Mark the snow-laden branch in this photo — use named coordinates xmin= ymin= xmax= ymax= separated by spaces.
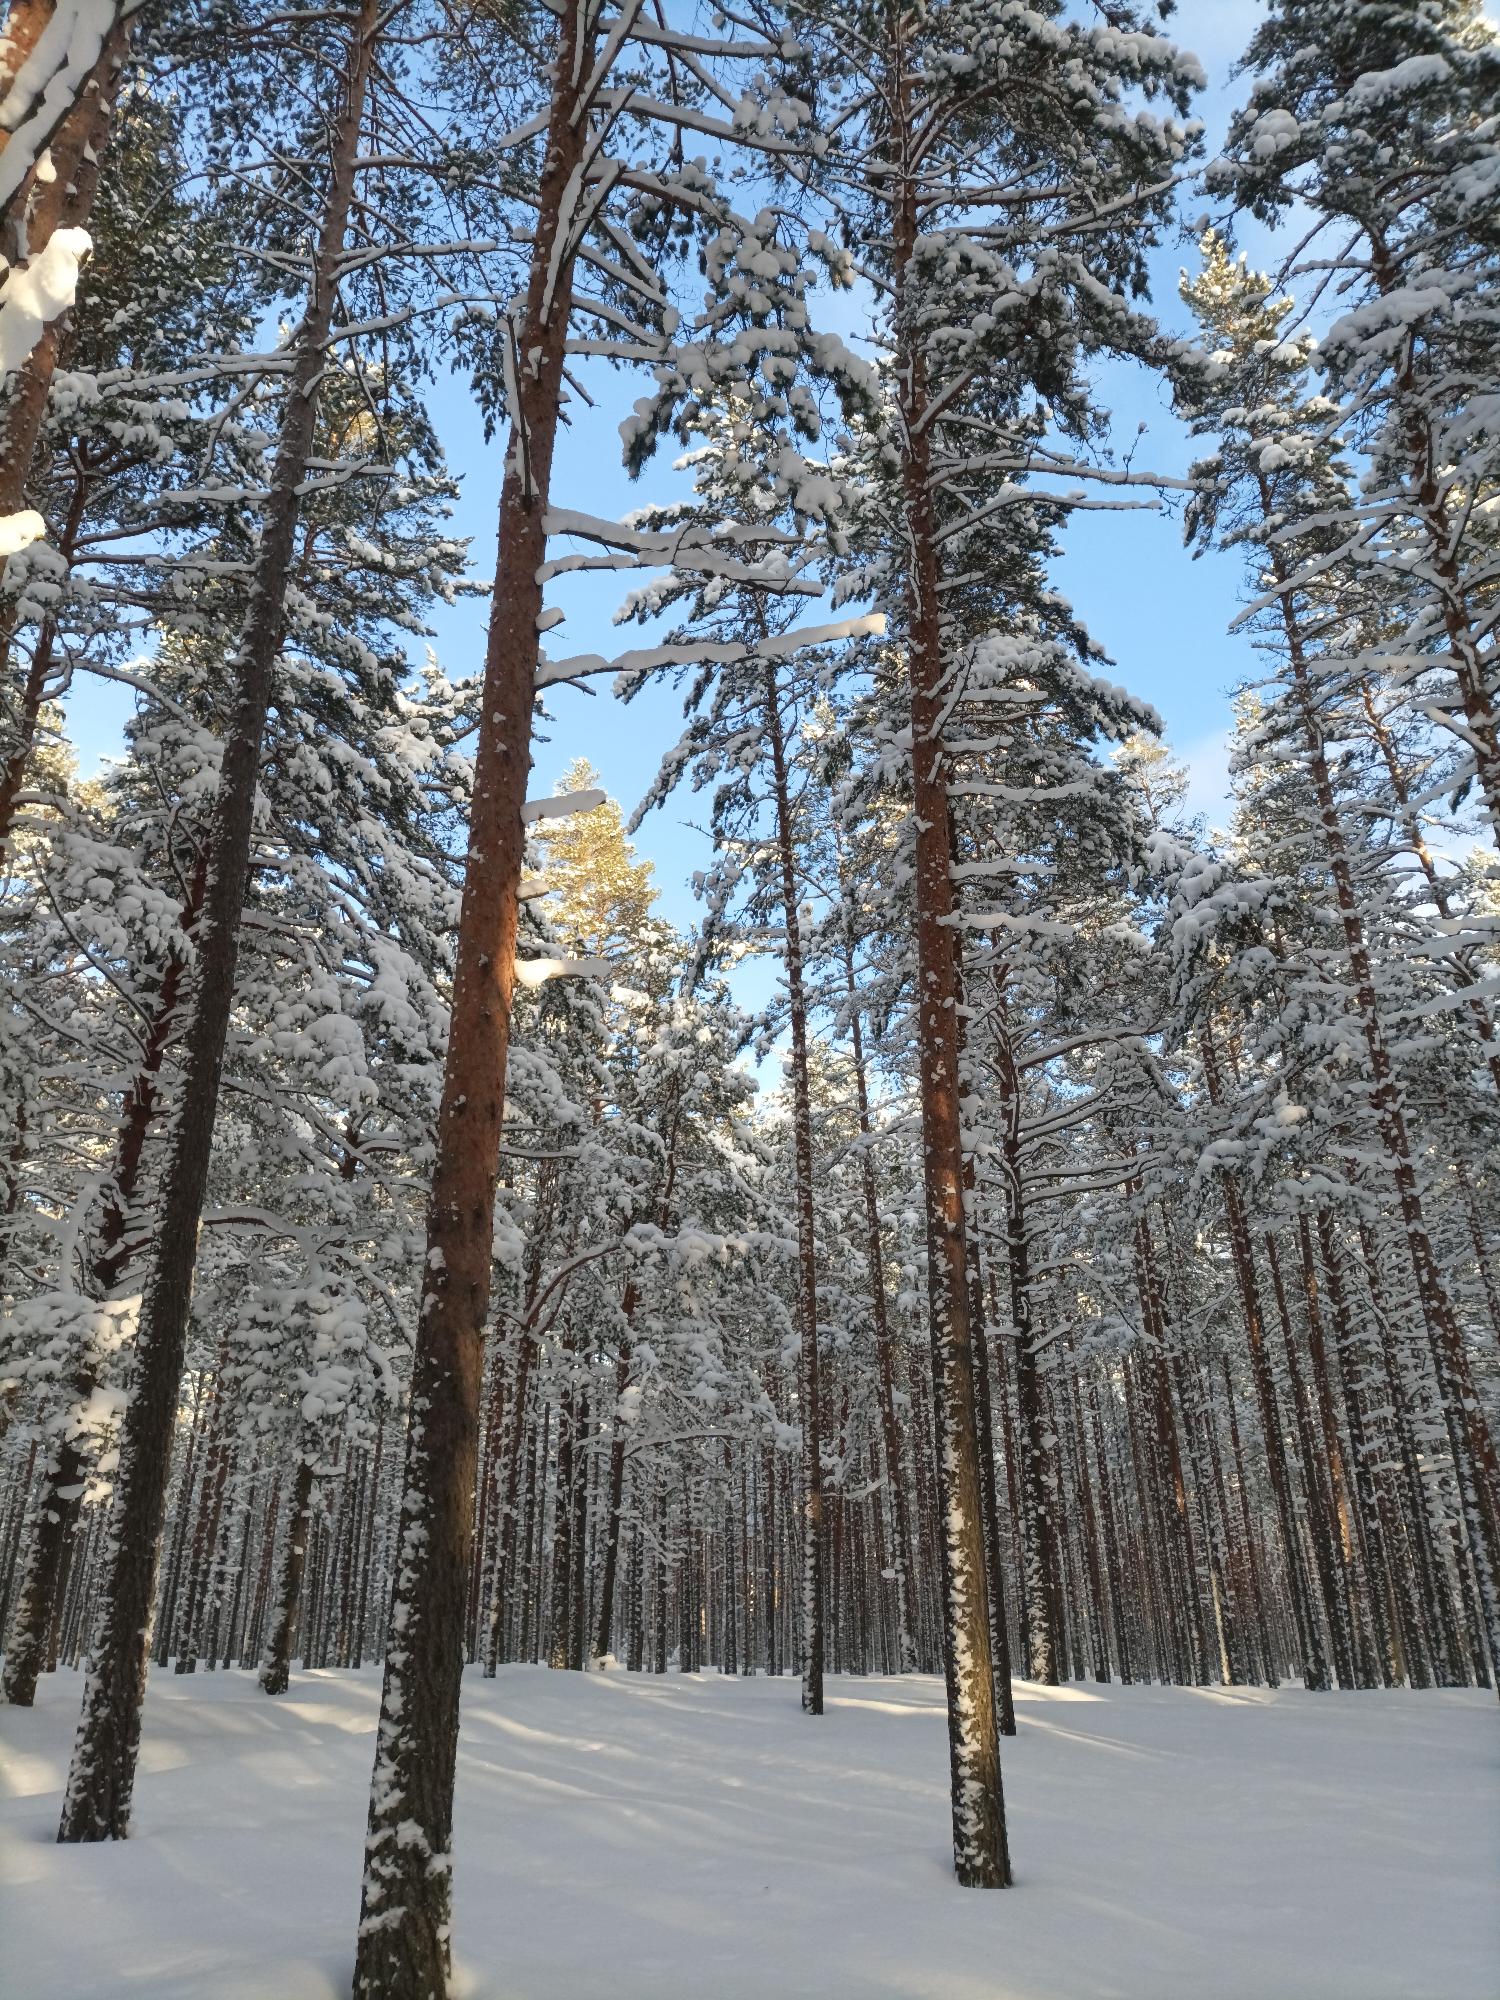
xmin=513 ymin=954 xmax=612 ymax=990
xmin=520 ymin=787 xmax=607 ymax=824
xmin=540 ymin=614 xmax=886 ymax=691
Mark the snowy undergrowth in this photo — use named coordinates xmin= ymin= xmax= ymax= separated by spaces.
xmin=2 ymin=1668 xmax=1494 ymax=2000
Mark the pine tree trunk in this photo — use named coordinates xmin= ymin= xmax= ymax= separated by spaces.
xmin=175 ymin=1372 xmax=234 ymax=1677
xmin=153 ymin=1368 xmax=206 ymax=1670
xmin=0 ymin=15 xmax=124 ymax=850
xmin=0 ymin=442 xmax=207 ymax=1720
xmin=1265 ymin=1232 xmax=1355 ymax=1687
xmin=1133 ymin=1205 xmax=1209 ymax=1683
xmin=352 ymin=1418 xmax=383 ymax=1672
xmin=1086 ymin=1378 xmax=1132 ymax=1683
xmin=836 ymin=894 xmax=918 ymax=1672
xmin=762 ymin=1430 xmax=779 ymax=1677
xmin=762 ymin=663 xmax=825 ymax=1715
xmin=1 ymin=1423 xmax=83 ymax=1704
xmin=964 ymin=1218 xmax=1016 ymax=1732
xmin=888 ymin=74 xmax=1009 ymax=1882
xmin=54 ymin=2 xmax=380 ymax=1844
xmin=592 ymin=1335 xmax=632 ymax=1665
xmin=352 ymin=12 xmax=597 ymax=1983
xmin=548 ymin=1362 xmax=576 ymax=1671
xmin=259 ymin=1457 xmax=317 ymax=1697
xmin=995 ymin=1029 xmax=1059 ymax=1684
xmin=484 ymin=1167 xmax=554 ymax=1675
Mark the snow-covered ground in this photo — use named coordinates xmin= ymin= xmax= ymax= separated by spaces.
xmin=2 ymin=1666 xmax=1494 ymax=1999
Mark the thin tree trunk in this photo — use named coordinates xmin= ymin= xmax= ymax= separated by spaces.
xmin=995 ymin=1028 xmax=1059 ymax=1684
xmin=761 ymin=661 xmax=825 ymax=1715
xmin=963 ymin=1213 xmax=1015 ymax=1734
xmin=592 ymin=1335 xmax=631 ymax=1665
xmin=1265 ymin=1231 xmax=1354 ymax=1687
xmin=834 ymin=869 xmax=918 ymax=1673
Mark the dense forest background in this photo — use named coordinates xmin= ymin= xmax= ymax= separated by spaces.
xmin=0 ymin=0 xmax=1496 ymax=1991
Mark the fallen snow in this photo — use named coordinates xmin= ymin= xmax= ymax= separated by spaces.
xmin=1 ymin=1668 xmax=1494 ymax=1999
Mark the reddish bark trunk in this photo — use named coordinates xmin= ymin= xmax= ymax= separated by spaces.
xmin=353 ymin=13 xmax=600 ymax=1984
xmin=888 ymin=53 xmax=1009 ymax=1881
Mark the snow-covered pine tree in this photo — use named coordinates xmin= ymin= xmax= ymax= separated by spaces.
xmin=1178 ymin=230 xmax=1500 ymax=1676
xmin=1212 ymin=0 xmax=1500 ymax=839
xmin=617 ymin=399 xmax=891 ymax=1718
xmin=758 ymin=0 xmax=1205 ymax=1886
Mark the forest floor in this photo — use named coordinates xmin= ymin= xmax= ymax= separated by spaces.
xmin=1 ymin=1665 xmax=1495 ymax=1999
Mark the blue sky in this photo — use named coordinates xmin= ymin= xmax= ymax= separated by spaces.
xmin=67 ymin=0 xmax=1270 ymax=942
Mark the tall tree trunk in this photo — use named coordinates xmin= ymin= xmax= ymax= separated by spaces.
xmin=0 ymin=10 xmax=124 ymax=835
xmin=56 ymin=0 xmax=381 ymax=1844
xmin=1086 ymin=1377 xmax=1132 ymax=1684
xmin=3 ymin=854 xmax=208 ymax=1709
xmin=0 ymin=12 xmax=122 ymax=500
xmin=888 ymin=56 xmax=1009 ymax=1884
xmin=834 ymin=860 xmax=917 ymax=1673
xmin=994 ymin=1026 xmax=1059 ymax=1684
xmin=1295 ymin=1215 xmax=1381 ymax=1685
xmin=761 ymin=661 xmax=825 ymax=1715
xmin=1265 ymin=1231 xmax=1355 ymax=1687
xmin=1133 ymin=1204 xmax=1208 ymax=1684
xmin=352 ymin=12 xmax=597 ymax=1986
xmin=959 ymin=1160 xmax=1015 ymax=1733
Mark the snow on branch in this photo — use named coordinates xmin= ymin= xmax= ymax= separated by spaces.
xmin=520 ymin=787 xmax=607 ymax=824
xmin=539 ymin=614 xmax=886 ymax=691
xmin=513 ymin=955 xmax=613 ymax=990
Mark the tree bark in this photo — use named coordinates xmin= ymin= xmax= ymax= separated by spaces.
xmin=259 ymin=1457 xmax=317 ymax=1696
xmin=761 ymin=661 xmax=825 ymax=1715
xmin=352 ymin=11 xmax=597 ymax=1985
xmin=994 ymin=1025 xmax=1059 ymax=1684
xmin=888 ymin=51 xmax=1009 ymax=1882
xmin=833 ymin=849 xmax=918 ymax=1673
xmin=0 ymin=14 xmax=122 ymax=500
